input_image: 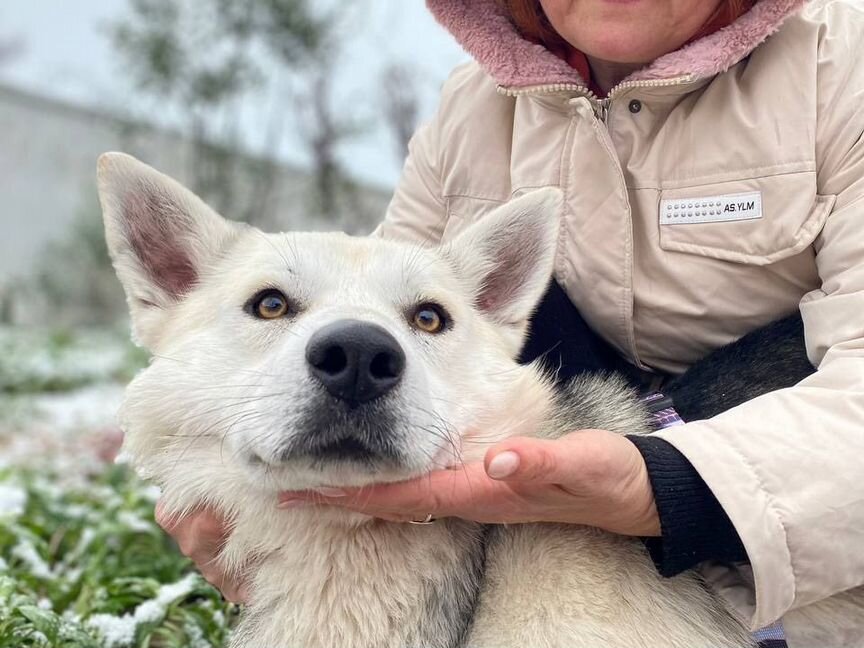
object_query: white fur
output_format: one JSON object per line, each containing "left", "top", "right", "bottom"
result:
{"left": 97, "top": 153, "right": 243, "bottom": 348}
{"left": 99, "top": 153, "right": 754, "bottom": 648}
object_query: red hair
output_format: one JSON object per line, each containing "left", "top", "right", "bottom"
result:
{"left": 495, "top": 1, "right": 756, "bottom": 51}
{"left": 495, "top": 0, "right": 568, "bottom": 51}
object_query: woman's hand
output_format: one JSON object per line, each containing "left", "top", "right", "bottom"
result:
{"left": 155, "top": 502, "right": 249, "bottom": 603}
{"left": 278, "top": 429, "right": 661, "bottom": 536}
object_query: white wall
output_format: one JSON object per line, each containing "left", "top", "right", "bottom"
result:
{"left": 0, "top": 84, "right": 392, "bottom": 282}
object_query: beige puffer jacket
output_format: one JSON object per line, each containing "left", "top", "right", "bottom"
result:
{"left": 376, "top": 0, "right": 864, "bottom": 643}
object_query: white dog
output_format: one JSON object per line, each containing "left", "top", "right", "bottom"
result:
{"left": 99, "top": 152, "right": 771, "bottom": 648}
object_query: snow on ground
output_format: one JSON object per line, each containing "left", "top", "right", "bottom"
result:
{"left": 0, "top": 326, "right": 138, "bottom": 475}
{"left": 0, "top": 483, "right": 26, "bottom": 516}
{"left": 87, "top": 574, "right": 199, "bottom": 648}
{"left": 0, "top": 326, "right": 136, "bottom": 390}
{"left": 0, "top": 325, "right": 235, "bottom": 647}
{"left": 0, "top": 383, "right": 126, "bottom": 475}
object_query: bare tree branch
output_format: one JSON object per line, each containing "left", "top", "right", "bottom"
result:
{"left": 293, "top": 61, "right": 368, "bottom": 226}
{"left": 0, "top": 33, "right": 25, "bottom": 67}
{"left": 380, "top": 62, "right": 420, "bottom": 165}
{"left": 109, "top": 0, "right": 327, "bottom": 225}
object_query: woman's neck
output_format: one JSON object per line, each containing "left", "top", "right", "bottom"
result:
{"left": 586, "top": 57, "right": 647, "bottom": 95}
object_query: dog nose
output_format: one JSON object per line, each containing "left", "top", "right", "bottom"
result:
{"left": 306, "top": 320, "right": 405, "bottom": 406}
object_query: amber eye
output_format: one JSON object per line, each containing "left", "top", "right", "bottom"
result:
{"left": 251, "top": 290, "right": 290, "bottom": 320}
{"left": 411, "top": 304, "right": 447, "bottom": 334}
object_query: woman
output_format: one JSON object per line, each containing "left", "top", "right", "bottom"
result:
{"left": 159, "top": 0, "right": 864, "bottom": 644}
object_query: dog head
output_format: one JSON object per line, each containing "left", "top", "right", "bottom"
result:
{"left": 98, "top": 153, "right": 561, "bottom": 500}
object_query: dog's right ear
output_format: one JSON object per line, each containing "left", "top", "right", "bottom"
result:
{"left": 97, "top": 152, "right": 240, "bottom": 349}
{"left": 442, "top": 188, "right": 562, "bottom": 351}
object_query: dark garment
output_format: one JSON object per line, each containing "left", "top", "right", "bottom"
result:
{"left": 520, "top": 281, "right": 749, "bottom": 577}
{"left": 628, "top": 434, "right": 749, "bottom": 575}
{"left": 519, "top": 280, "right": 624, "bottom": 380}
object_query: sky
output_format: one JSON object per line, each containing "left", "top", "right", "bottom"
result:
{"left": 0, "top": 1, "right": 468, "bottom": 189}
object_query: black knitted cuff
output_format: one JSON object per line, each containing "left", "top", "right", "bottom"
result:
{"left": 626, "top": 434, "right": 749, "bottom": 577}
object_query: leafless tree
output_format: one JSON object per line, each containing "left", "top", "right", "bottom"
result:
{"left": 294, "top": 64, "right": 367, "bottom": 227}
{"left": 110, "top": 0, "right": 328, "bottom": 225}
{"left": 380, "top": 62, "right": 420, "bottom": 165}
{"left": 0, "top": 29, "right": 22, "bottom": 322}
{"left": 299, "top": 71, "right": 340, "bottom": 220}
{"left": 0, "top": 33, "right": 24, "bottom": 67}
{"left": 111, "top": 0, "right": 375, "bottom": 233}
{"left": 0, "top": 279, "right": 13, "bottom": 325}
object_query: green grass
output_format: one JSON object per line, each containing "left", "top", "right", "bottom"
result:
{"left": 0, "top": 465, "right": 236, "bottom": 647}
{"left": 0, "top": 327, "right": 149, "bottom": 395}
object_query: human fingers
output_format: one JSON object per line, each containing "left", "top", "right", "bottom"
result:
{"left": 199, "top": 561, "right": 249, "bottom": 605}
{"left": 154, "top": 498, "right": 179, "bottom": 531}
{"left": 483, "top": 431, "right": 660, "bottom": 535}
{"left": 277, "top": 462, "right": 511, "bottom": 521}
{"left": 163, "top": 507, "right": 229, "bottom": 562}
{"left": 484, "top": 430, "right": 622, "bottom": 485}
{"left": 155, "top": 501, "right": 245, "bottom": 598}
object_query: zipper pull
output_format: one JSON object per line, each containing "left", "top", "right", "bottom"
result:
{"left": 594, "top": 98, "right": 611, "bottom": 124}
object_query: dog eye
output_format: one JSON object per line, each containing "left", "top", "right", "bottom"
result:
{"left": 249, "top": 289, "right": 291, "bottom": 320}
{"left": 410, "top": 304, "right": 447, "bottom": 334}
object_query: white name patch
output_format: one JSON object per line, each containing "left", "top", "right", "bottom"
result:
{"left": 660, "top": 191, "right": 763, "bottom": 225}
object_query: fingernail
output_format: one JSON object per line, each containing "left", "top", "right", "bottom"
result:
{"left": 314, "top": 487, "right": 346, "bottom": 498}
{"left": 277, "top": 499, "right": 309, "bottom": 509}
{"left": 487, "top": 451, "right": 520, "bottom": 479}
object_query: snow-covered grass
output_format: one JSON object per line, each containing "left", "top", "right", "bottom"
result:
{"left": 0, "top": 466, "right": 236, "bottom": 647}
{"left": 0, "top": 326, "right": 147, "bottom": 395}
{"left": 0, "top": 325, "right": 142, "bottom": 473}
{"left": 1, "top": 326, "right": 236, "bottom": 646}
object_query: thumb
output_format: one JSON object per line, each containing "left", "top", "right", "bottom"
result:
{"left": 484, "top": 437, "right": 572, "bottom": 483}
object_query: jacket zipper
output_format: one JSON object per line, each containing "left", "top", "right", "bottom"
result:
{"left": 595, "top": 98, "right": 610, "bottom": 124}
{"left": 499, "top": 75, "right": 693, "bottom": 368}
{"left": 498, "top": 75, "right": 693, "bottom": 124}
{"left": 500, "top": 76, "right": 694, "bottom": 369}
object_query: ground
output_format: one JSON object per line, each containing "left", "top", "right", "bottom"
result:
{"left": 0, "top": 326, "right": 236, "bottom": 647}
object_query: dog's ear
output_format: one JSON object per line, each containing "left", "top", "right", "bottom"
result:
{"left": 97, "top": 152, "right": 241, "bottom": 349}
{"left": 443, "top": 187, "right": 562, "bottom": 331}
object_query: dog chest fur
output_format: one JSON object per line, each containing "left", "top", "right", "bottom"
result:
{"left": 229, "top": 513, "right": 485, "bottom": 648}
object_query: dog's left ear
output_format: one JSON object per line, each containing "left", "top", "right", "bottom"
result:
{"left": 443, "top": 187, "right": 562, "bottom": 336}
{"left": 97, "top": 152, "right": 241, "bottom": 349}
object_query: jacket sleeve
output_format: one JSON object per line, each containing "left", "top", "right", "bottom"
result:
{"left": 654, "top": 26, "right": 864, "bottom": 629}
{"left": 627, "top": 435, "right": 750, "bottom": 576}
{"left": 375, "top": 62, "right": 494, "bottom": 245}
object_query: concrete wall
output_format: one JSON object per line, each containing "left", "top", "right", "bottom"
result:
{"left": 0, "top": 83, "right": 392, "bottom": 282}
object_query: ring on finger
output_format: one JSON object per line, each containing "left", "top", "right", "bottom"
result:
{"left": 408, "top": 513, "right": 436, "bottom": 525}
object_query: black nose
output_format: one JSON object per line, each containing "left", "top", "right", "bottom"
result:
{"left": 306, "top": 320, "right": 405, "bottom": 406}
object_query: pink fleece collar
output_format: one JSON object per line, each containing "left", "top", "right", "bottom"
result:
{"left": 426, "top": 0, "right": 806, "bottom": 90}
